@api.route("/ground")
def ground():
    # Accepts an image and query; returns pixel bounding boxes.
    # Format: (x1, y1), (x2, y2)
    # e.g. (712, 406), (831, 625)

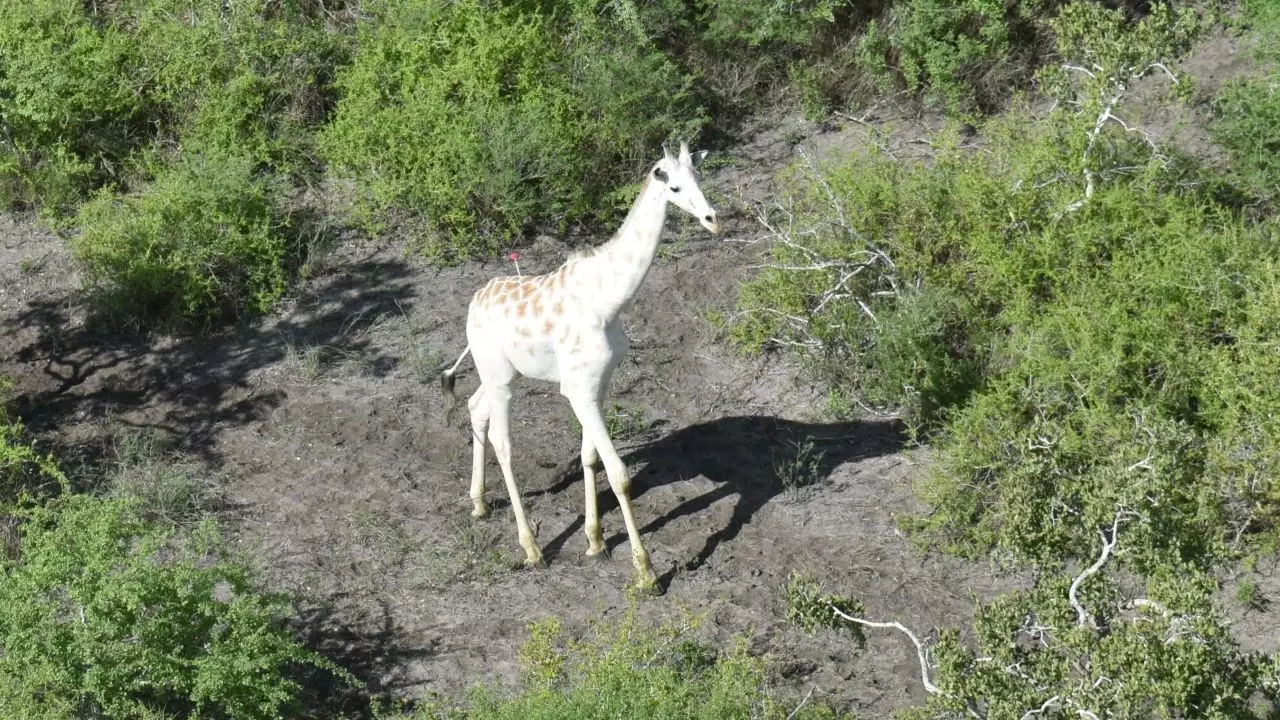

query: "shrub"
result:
(784, 566), (1277, 719)
(0, 0), (146, 214)
(129, 0), (347, 176)
(915, 567), (1276, 718)
(1212, 72), (1280, 207)
(626, 0), (860, 105)
(399, 604), (844, 719)
(0, 379), (67, 506)
(318, 0), (703, 259)
(857, 0), (1054, 113)
(0, 494), (342, 719)
(1210, 0), (1280, 212)
(0, 0), (343, 216)
(729, 5), (1274, 571)
(71, 152), (295, 327)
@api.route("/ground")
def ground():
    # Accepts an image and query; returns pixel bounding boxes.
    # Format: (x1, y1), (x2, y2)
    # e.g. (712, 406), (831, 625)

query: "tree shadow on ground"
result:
(0, 254), (417, 479)
(540, 415), (906, 586)
(292, 597), (441, 719)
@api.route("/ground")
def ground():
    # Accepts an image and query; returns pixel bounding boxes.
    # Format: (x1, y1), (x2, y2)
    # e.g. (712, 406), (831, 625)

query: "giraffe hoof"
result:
(631, 578), (665, 597)
(523, 556), (547, 570)
(585, 544), (609, 560)
(471, 503), (490, 519)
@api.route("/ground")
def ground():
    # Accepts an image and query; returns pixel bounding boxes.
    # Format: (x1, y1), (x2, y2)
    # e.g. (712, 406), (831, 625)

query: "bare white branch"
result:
(829, 604), (941, 696)
(786, 685), (817, 720)
(1021, 696), (1062, 719)
(1062, 64), (1098, 79)
(1069, 508), (1132, 627)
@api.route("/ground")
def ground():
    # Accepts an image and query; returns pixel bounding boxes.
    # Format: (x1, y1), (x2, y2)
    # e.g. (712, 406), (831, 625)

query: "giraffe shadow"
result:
(537, 415), (907, 585)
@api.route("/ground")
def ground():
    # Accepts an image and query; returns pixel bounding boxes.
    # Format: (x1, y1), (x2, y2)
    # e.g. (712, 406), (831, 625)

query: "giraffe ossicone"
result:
(440, 140), (720, 594)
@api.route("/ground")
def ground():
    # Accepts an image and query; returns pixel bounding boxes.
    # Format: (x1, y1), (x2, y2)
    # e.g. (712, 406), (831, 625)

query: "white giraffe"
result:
(440, 141), (720, 592)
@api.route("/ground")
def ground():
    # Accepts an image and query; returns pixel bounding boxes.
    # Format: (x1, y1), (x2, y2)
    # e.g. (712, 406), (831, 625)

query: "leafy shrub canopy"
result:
(318, 0), (703, 258)
(71, 152), (295, 328)
(0, 494), (338, 719)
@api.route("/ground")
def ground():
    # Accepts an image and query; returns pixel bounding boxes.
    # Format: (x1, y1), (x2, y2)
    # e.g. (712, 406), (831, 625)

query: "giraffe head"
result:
(653, 141), (721, 235)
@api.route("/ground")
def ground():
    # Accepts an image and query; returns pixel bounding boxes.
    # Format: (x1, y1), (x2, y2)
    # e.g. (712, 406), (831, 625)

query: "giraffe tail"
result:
(440, 345), (472, 427)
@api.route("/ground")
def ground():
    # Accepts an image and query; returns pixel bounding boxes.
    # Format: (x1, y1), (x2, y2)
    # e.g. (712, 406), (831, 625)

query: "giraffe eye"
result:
(671, 186), (682, 193)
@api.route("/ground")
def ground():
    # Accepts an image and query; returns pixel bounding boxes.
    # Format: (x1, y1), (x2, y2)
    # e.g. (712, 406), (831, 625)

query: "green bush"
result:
(0, 0), (146, 214)
(0, 494), (340, 719)
(0, 0), (342, 216)
(729, 3), (1279, 570)
(400, 605), (844, 720)
(783, 566), (1277, 719)
(626, 0), (859, 99)
(926, 563), (1274, 712)
(1211, 0), (1280, 211)
(0, 380), (67, 505)
(71, 152), (295, 327)
(857, 0), (1053, 113)
(917, 567), (1275, 718)
(318, 0), (702, 258)
(130, 0), (347, 176)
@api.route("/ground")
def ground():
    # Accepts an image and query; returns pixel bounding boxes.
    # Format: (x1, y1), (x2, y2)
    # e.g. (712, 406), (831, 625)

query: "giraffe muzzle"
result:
(700, 213), (722, 236)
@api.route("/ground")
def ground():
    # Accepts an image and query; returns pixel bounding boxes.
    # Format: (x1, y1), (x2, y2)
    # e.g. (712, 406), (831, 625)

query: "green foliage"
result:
(0, 0), (343, 215)
(858, 0), (1051, 112)
(128, 0), (346, 176)
(0, 494), (344, 719)
(318, 0), (702, 258)
(1211, 38), (1280, 208)
(0, 381), (67, 509)
(730, 6), (1280, 572)
(904, 566), (1276, 719)
(1036, 2), (1211, 107)
(781, 572), (866, 644)
(71, 152), (295, 327)
(0, 0), (145, 214)
(399, 604), (845, 719)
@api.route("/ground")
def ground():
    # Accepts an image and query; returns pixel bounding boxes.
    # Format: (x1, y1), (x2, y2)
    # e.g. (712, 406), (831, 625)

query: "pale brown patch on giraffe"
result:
(515, 326), (532, 337)
(531, 295), (544, 317)
(541, 320), (555, 335)
(516, 302), (528, 318)
(552, 300), (564, 316)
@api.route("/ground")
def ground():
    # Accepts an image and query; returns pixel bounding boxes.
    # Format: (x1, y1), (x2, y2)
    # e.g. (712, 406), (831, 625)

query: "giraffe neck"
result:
(573, 175), (668, 321)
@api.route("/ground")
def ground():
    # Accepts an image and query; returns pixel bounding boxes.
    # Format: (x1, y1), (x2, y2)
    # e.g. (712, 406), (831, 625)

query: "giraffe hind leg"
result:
(468, 387), (491, 519)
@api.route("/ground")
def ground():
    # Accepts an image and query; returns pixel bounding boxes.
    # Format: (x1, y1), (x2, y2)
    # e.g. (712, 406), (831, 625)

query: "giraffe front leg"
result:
(468, 388), (491, 519)
(581, 432), (607, 557)
(567, 394), (659, 593)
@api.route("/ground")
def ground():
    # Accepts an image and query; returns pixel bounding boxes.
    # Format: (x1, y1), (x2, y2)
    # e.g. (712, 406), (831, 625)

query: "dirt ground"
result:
(2, 31), (1278, 716)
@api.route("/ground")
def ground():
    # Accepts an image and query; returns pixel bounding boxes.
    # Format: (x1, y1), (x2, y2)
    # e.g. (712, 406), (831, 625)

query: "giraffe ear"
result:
(678, 140), (691, 163)
(662, 142), (676, 161)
